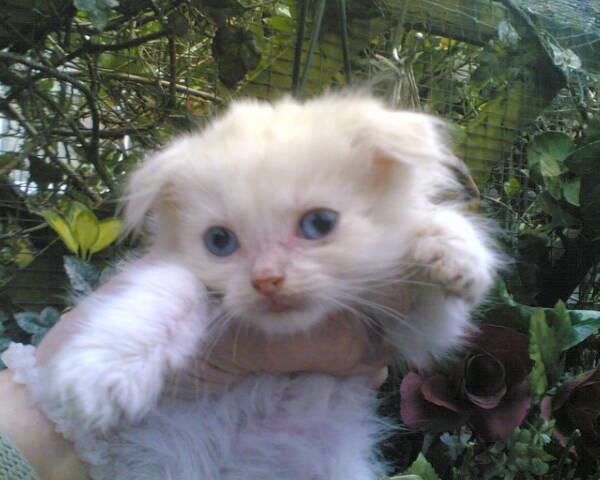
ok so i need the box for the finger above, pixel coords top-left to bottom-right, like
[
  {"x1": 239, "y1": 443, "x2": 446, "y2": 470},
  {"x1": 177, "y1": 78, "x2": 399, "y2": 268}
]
[{"x1": 370, "y1": 367, "x2": 389, "y2": 389}]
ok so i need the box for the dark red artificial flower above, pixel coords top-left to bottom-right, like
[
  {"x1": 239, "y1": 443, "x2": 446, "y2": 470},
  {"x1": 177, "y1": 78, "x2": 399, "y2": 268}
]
[
  {"x1": 400, "y1": 325, "x2": 533, "y2": 441},
  {"x1": 541, "y1": 366, "x2": 600, "y2": 458}
]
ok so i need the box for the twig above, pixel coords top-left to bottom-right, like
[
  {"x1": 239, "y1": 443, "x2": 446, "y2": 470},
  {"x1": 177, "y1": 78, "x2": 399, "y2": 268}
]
[
  {"x1": 0, "y1": 50, "x2": 116, "y2": 193},
  {"x1": 1, "y1": 103, "x2": 101, "y2": 203},
  {"x1": 91, "y1": 70, "x2": 220, "y2": 102},
  {"x1": 31, "y1": 86, "x2": 90, "y2": 152},
  {"x1": 0, "y1": 223, "x2": 49, "y2": 242},
  {"x1": 167, "y1": 33, "x2": 177, "y2": 109},
  {"x1": 554, "y1": 429, "x2": 581, "y2": 480},
  {"x1": 57, "y1": 30, "x2": 171, "y2": 68},
  {"x1": 51, "y1": 127, "x2": 153, "y2": 138}
]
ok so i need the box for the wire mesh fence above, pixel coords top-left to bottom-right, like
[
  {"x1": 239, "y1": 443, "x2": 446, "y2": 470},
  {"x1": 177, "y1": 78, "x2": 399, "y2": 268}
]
[{"x1": 0, "y1": 0, "x2": 599, "y2": 312}]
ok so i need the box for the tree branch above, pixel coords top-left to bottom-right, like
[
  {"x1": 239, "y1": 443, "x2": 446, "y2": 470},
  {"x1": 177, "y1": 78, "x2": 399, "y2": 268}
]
[
  {"x1": 0, "y1": 51, "x2": 116, "y2": 193},
  {"x1": 1, "y1": 103, "x2": 101, "y2": 203},
  {"x1": 92, "y1": 70, "x2": 221, "y2": 102}
]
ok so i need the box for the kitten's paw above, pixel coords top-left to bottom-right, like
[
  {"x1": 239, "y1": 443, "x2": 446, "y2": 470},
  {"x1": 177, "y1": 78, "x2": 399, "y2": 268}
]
[
  {"x1": 45, "y1": 261, "x2": 210, "y2": 433},
  {"x1": 410, "y1": 212, "x2": 497, "y2": 304},
  {"x1": 47, "y1": 346, "x2": 166, "y2": 432}
]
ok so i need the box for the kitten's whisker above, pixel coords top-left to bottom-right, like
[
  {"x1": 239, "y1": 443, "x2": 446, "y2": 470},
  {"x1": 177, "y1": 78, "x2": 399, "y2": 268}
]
[
  {"x1": 332, "y1": 292, "x2": 427, "y2": 339},
  {"x1": 313, "y1": 294, "x2": 383, "y2": 335}
]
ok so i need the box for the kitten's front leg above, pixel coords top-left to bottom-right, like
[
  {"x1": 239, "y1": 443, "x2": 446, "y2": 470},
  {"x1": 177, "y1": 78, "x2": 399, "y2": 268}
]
[
  {"x1": 43, "y1": 260, "x2": 210, "y2": 433},
  {"x1": 392, "y1": 208, "x2": 499, "y2": 367},
  {"x1": 409, "y1": 208, "x2": 498, "y2": 305}
]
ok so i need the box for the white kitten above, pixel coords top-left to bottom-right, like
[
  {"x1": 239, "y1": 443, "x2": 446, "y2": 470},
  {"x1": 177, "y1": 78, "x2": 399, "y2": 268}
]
[{"x1": 3, "y1": 93, "x2": 499, "y2": 479}]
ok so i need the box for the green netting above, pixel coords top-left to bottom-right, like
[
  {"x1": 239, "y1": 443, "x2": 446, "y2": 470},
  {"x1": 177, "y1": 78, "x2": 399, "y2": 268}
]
[{"x1": 0, "y1": 0, "x2": 598, "y2": 310}]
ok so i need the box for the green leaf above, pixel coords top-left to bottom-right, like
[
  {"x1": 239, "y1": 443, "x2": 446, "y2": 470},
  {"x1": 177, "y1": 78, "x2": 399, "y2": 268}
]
[
  {"x1": 64, "y1": 256, "x2": 100, "y2": 297},
  {"x1": 74, "y1": 0, "x2": 119, "y2": 30},
  {"x1": 503, "y1": 177, "x2": 521, "y2": 198},
  {"x1": 14, "y1": 312, "x2": 45, "y2": 336},
  {"x1": 580, "y1": 169, "x2": 600, "y2": 239},
  {"x1": 0, "y1": 337, "x2": 11, "y2": 369},
  {"x1": 41, "y1": 210, "x2": 78, "y2": 254},
  {"x1": 564, "y1": 141, "x2": 600, "y2": 175},
  {"x1": 536, "y1": 192, "x2": 579, "y2": 229},
  {"x1": 529, "y1": 308, "x2": 566, "y2": 394},
  {"x1": 0, "y1": 337, "x2": 11, "y2": 350},
  {"x1": 0, "y1": 153, "x2": 19, "y2": 175},
  {"x1": 547, "y1": 301, "x2": 574, "y2": 351},
  {"x1": 567, "y1": 310, "x2": 600, "y2": 348},
  {"x1": 562, "y1": 177, "x2": 581, "y2": 206},
  {"x1": 90, "y1": 218, "x2": 123, "y2": 254},
  {"x1": 405, "y1": 453, "x2": 440, "y2": 480},
  {"x1": 527, "y1": 132, "x2": 573, "y2": 177},
  {"x1": 39, "y1": 307, "x2": 60, "y2": 328},
  {"x1": 68, "y1": 204, "x2": 100, "y2": 260},
  {"x1": 0, "y1": 311, "x2": 8, "y2": 335},
  {"x1": 529, "y1": 310, "x2": 549, "y2": 395},
  {"x1": 586, "y1": 115, "x2": 600, "y2": 143}
]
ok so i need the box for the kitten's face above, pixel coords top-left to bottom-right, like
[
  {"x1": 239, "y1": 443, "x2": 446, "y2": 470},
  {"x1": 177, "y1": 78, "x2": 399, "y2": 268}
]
[{"x1": 126, "y1": 96, "x2": 452, "y2": 334}]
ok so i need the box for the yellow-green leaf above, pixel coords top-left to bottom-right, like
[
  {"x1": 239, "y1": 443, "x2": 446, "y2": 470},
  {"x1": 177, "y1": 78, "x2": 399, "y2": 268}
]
[
  {"x1": 41, "y1": 210, "x2": 78, "y2": 254},
  {"x1": 91, "y1": 218, "x2": 123, "y2": 254},
  {"x1": 66, "y1": 201, "x2": 93, "y2": 228},
  {"x1": 72, "y1": 209, "x2": 100, "y2": 259}
]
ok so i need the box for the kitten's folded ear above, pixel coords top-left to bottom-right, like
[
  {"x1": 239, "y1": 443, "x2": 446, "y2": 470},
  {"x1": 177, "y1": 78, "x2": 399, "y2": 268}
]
[
  {"x1": 122, "y1": 148, "x2": 178, "y2": 234},
  {"x1": 356, "y1": 106, "x2": 465, "y2": 199},
  {"x1": 359, "y1": 109, "x2": 453, "y2": 167}
]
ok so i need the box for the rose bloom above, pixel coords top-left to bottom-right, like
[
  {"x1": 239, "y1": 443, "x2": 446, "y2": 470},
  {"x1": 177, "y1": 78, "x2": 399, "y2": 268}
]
[{"x1": 400, "y1": 325, "x2": 533, "y2": 441}]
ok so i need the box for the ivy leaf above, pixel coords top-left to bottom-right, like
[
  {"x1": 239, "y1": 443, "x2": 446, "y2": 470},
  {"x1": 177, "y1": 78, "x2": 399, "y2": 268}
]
[
  {"x1": 536, "y1": 192, "x2": 579, "y2": 229},
  {"x1": 564, "y1": 141, "x2": 600, "y2": 175},
  {"x1": 405, "y1": 453, "x2": 440, "y2": 480},
  {"x1": 567, "y1": 309, "x2": 600, "y2": 348},
  {"x1": 527, "y1": 132, "x2": 573, "y2": 177},
  {"x1": 562, "y1": 177, "x2": 580, "y2": 206},
  {"x1": 0, "y1": 337, "x2": 11, "y2": 369},
  {"x1": 14, "y1": 312, "x2": 45, "y2": 336},
  {"x1": 74, "y1": 0, "x2": 119, "y2": 30},
  {"x1": 64, "y1": 256, "x2": 100, "y2": 297},
  {"x1": 14, "y1": 308, "x2": 60, "y2": 345}
]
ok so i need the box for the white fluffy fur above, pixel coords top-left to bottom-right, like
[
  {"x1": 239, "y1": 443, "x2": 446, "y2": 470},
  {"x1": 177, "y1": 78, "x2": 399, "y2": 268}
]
[{"x1": 3, "y1": 93, "x2": 500, "y2": 479}]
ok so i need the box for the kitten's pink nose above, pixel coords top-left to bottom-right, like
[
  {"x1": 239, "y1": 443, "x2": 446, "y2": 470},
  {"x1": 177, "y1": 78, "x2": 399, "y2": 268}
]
[{"x1": 252, "y1": 275, "x2": 285, "y2": 296}]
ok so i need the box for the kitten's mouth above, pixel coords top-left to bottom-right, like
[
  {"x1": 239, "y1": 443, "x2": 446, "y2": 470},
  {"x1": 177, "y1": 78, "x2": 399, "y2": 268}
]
[{"x1": 262, "y1": 296, "x2": 307, "y2": 314}]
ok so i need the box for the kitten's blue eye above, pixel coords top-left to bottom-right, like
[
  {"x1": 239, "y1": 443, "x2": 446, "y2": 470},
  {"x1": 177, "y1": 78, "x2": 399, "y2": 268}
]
[
  {"x1": 299, "y1": 209, "x2": 338, "y2": 240},
  {"x1": 204, "y1": 227, "x2": 239, "y2": 257}
]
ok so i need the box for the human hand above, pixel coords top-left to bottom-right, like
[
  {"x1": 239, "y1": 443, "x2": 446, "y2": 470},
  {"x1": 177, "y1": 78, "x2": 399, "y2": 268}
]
[
  {"x1": 190, "y1": 311, "x2": 391, "y2": 388},
  {"x1": 3, "y1": 256, "x2": 390, "y2": 480},
  {"x1": 37, "y1": 257, "x2": 392, "y2": 389}
]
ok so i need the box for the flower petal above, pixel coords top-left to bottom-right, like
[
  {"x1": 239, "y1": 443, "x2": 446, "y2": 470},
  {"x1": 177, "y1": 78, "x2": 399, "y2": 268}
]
[
  {"x1": 421, "y1": 375, "x2": 465, "y2": 412},
  {"x1": 400, "y1": 372, "x2": 467, "y2": 432},
  {"x1": 470, "y1": 325, "x2": 532, "y2": 386},
  {"x1": 469, "y1": 379, "x2": 531, "y2": 441},
  {"x1": 463, "y1": 352, "x2": 507, "y2": 410}
]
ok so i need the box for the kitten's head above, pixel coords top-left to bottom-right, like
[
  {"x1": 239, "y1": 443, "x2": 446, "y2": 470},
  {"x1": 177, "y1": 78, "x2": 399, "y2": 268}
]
[{"x1": 124, "y1": 94, "x2": 460, "y2": 334}]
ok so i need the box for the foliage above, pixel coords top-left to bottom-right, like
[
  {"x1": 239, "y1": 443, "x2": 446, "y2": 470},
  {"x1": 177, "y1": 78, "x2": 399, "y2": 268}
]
[
  {"x1": 391, "y1": 285, "x2": 600, "y2": 479},
  {"x1": 42, "y1": 201, "x2": 122, "y2": 261},
  {"x1": 0, "y1": 1, "x2": 599, "y2": 478}
]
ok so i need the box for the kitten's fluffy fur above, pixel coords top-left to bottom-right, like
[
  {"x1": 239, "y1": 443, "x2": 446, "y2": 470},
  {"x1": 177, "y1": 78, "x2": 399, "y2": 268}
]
[{"x1": 4, "y1": 94, "x2": 499, "y2": 479}]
